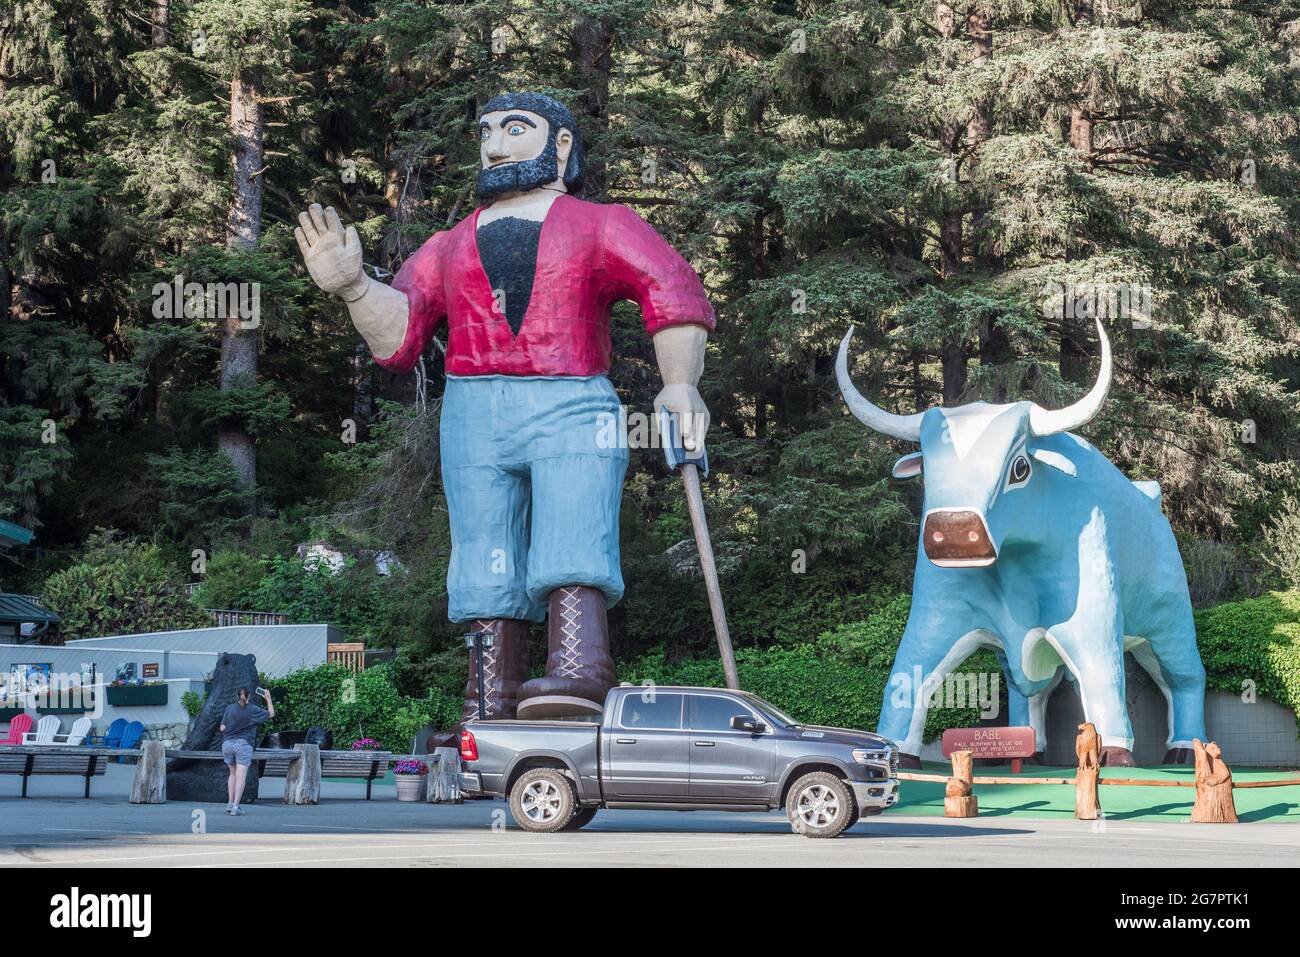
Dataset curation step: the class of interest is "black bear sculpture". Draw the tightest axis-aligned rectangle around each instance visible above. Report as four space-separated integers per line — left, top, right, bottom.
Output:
166 652 262 804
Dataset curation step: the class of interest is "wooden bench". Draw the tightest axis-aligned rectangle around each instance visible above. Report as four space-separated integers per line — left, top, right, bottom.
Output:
256 749 392 799
0 746 133 798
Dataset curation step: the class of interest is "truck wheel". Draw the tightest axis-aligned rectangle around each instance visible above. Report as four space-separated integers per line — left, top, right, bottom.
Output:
786 772 856 839
509 768 577 833
562 807 598 831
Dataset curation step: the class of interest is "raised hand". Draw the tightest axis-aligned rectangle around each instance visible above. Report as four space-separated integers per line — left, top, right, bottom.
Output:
295 203 367 300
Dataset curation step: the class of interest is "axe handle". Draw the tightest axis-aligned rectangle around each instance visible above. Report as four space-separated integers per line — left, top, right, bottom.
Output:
681 463 740 690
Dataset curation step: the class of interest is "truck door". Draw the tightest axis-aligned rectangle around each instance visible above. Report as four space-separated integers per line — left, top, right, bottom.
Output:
605 692 689 800
687 693 777 803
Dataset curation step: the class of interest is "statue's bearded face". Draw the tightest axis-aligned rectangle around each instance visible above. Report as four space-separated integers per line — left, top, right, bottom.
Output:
476 109 573 200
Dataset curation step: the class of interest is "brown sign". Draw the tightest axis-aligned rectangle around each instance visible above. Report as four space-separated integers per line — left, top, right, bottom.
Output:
942 726 1036 759
142 663 159 678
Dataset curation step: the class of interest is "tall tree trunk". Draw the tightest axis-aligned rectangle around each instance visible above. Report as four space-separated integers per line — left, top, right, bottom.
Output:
936 3 966 403
151 0 169 47
572 15 612 197
967 5 1010 398
1061 0 1095 384
221 67 263 510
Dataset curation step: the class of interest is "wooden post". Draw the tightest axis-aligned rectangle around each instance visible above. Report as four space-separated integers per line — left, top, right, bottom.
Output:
130 740 167 804
944 749 978 817
427 747 462 804
1074 722 1101 820
283 743 321 805
1191 739 1238 823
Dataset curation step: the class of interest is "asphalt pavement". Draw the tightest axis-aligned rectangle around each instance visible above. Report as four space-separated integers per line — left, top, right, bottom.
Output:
0 765 1295 867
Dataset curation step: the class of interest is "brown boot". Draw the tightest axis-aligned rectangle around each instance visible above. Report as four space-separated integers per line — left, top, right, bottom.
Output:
460 618 529 722
516 586 616 719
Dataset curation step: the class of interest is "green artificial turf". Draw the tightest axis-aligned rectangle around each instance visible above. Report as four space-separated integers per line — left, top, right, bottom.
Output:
887 762 1300 822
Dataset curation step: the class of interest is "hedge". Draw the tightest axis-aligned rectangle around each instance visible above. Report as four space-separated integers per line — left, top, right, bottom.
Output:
1195 590 1300 730
266 662 461 754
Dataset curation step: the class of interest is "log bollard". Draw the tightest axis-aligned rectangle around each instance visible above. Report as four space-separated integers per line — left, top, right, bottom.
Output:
426 747 462 804
283 743 321 805
1191 739 1238 823
1074 722 1101 820
130 739 167 804
944 749 978 817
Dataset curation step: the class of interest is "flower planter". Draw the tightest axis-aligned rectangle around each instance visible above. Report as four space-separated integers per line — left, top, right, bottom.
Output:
106 684 169 707
394 775 425 802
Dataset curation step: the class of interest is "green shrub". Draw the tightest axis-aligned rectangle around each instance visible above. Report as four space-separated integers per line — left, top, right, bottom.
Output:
1261 497 1300 591
190 551 266 609
267 662 460 754
40 530 211 638
181 690 205 718
1195 590 1300 729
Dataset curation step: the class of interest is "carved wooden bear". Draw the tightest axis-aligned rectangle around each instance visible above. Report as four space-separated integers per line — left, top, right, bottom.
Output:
166 652 262 804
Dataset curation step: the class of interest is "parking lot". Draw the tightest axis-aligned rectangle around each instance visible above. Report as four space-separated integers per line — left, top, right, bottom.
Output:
1 765 1296 867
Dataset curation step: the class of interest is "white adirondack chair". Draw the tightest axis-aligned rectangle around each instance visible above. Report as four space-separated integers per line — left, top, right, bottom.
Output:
23 714 61 744
51 716 92 746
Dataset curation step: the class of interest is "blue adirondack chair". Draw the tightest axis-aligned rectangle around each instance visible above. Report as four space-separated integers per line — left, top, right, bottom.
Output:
97 718 127 748
117 720 145 763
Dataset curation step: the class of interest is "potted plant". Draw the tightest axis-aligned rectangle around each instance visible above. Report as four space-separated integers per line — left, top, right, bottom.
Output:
351 737 380 751
392 758 428 802
105 678 169 707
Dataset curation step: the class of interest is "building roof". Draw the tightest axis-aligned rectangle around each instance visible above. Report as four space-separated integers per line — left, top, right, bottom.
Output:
0 594 60 627
0 520 33 549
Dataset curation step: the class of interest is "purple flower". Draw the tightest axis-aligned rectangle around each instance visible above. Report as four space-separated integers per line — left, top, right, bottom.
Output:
393 759 428 776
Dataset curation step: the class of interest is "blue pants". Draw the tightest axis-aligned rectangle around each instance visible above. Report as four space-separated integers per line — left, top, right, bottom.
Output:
441 375 629 623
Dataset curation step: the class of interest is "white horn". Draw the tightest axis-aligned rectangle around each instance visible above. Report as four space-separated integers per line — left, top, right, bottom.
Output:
1029 317 1112 436
837 326 923 442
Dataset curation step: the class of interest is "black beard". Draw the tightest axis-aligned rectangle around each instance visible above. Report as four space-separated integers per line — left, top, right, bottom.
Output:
475 138 560 200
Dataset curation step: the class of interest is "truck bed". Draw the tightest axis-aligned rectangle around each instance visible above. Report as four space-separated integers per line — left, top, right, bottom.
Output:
464 718 602 801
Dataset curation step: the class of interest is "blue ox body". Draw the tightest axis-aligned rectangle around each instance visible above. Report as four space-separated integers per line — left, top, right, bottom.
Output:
838 318 1206 767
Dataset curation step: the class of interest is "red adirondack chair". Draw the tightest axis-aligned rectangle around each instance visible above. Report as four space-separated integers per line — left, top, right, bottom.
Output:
2 714 33 746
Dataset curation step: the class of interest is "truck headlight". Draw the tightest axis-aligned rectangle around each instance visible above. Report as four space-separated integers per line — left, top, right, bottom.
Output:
853 749 891 764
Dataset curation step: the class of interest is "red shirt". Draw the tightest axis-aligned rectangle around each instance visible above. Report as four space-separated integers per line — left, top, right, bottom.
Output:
377 194 715 376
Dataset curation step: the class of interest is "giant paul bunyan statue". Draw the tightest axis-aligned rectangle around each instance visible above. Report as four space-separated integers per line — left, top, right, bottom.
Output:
838 318 1207 768
296 93 714 720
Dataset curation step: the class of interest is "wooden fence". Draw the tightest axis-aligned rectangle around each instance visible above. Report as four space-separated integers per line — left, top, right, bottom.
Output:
327 642 366 673
906 723 1300 824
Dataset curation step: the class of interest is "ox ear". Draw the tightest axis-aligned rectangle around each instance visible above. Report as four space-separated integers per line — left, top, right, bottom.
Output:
891 451 923 481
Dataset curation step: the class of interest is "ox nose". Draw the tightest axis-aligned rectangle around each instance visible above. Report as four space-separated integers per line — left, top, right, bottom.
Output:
921 509 997 567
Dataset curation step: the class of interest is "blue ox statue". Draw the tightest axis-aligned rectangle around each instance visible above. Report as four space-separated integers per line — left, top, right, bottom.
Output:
837 318 1206 768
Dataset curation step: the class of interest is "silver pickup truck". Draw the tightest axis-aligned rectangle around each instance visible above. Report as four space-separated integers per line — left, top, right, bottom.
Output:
457 684 900 838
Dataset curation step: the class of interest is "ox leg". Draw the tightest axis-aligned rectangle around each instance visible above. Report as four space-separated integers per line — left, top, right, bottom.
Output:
1130 624 1207 765
879 626 991 768
1050 621 1136 767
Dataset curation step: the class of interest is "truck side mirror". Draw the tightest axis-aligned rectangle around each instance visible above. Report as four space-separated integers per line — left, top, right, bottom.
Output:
730 715 764 733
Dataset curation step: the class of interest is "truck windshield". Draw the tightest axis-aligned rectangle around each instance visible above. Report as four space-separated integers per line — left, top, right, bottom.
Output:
737 692 800 728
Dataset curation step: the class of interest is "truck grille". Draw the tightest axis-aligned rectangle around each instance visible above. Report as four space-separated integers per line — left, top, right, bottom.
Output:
889 749 899 775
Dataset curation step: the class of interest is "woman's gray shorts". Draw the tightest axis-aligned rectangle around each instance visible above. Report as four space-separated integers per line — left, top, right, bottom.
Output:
222 739 254 766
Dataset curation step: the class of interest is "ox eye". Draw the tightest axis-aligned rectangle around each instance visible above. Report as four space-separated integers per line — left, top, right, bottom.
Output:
1008 455 1031 487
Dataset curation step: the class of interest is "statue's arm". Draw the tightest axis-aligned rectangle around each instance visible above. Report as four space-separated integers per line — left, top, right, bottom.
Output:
602 204 715 451
295 203 431 367
652 324 709 452
340 277 410 362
